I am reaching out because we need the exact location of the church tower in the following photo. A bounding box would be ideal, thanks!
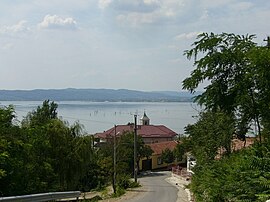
[140,112,150,125]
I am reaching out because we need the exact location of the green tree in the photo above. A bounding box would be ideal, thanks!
[161,148,174,165]
[23,102,97,191]
[22,100,58,127]
[0,102,101,196]
[185,110,235,164]
[98,131,153,191]
[182,32,270,201]
[0,106,35,195]
[116,132,153,175]
[183,33,270,143]
[0,105,16,127]
[173,136,191,161]
[191,142,270,202]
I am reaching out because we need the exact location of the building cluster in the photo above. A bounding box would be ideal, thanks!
[94,112,182,171]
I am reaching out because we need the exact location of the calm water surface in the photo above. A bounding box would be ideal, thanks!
[0,101,201,134]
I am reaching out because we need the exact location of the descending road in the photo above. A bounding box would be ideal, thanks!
[128,171,178,202]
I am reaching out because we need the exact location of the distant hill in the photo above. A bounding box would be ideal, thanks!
[0,88,200,102]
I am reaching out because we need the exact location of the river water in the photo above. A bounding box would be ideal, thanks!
[0,101,201,135]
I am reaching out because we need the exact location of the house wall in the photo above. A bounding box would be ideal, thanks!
[139,155,185,171]
[142,137,174,144]
[187,154,196,174]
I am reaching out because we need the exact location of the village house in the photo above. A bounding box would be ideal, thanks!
[94,112,182,170]
[139,140,183,171]
[186,137,256,174]
[94,112,177,144]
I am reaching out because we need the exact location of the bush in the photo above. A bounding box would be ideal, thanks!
[191,143,270,202]
[88,195,103,201]
[112,187,126,198]
[116,174,130,189]
[129,181,140,188]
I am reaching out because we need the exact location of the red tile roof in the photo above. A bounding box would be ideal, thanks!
[231,137,255,151]
[216,137,256,159]
[95,124,177,139]
[148,141,179,155]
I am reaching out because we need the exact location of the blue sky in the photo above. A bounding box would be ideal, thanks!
[0,0,269,91]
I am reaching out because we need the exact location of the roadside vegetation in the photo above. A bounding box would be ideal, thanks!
[176,33,270,201]
[0,100,149,197]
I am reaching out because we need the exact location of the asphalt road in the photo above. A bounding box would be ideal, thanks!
[128,171,178,202]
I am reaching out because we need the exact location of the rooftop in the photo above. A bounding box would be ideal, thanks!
[95,124,177,139]
[148,140,179,155]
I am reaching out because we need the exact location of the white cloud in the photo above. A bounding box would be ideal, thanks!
[98,0,112,9]
[201,0,235,9]
[113,0,256,27]
[159,0,185,16]
[174,31,203,41]
[1,0,270,91]
[200,9,209,20]
[143,0,159,5]
[115,0,179,26]
[38,15,77,30]
[114,0,193,26]
[231,2,253,11]
[111,0,160,13]
[116,12,158,26]
[0,21,30,35]
[1,43,14,50]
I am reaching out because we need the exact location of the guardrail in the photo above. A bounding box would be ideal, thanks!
[0,191,81,202]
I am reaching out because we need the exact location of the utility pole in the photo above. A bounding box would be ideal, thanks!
[134,115,138,183]
[113,125,116,194]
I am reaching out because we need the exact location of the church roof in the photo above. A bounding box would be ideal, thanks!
[95,124,177,139]
[140,112,150,121]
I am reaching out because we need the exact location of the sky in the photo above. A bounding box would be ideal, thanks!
[0,0,269,92]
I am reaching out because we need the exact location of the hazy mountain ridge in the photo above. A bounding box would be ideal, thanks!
[0,88,199,102]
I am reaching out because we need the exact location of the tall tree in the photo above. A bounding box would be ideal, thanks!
[184,110,235,164]
[161,148,174,165]
[182,33,270,201]
[1,102,101,196]
[22,100,58,127]
[98,131,153,191]
[183,33,270,142]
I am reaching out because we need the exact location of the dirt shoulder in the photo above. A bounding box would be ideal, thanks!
[78,185,146,202]
[76,172,190,202]
[102,172,192,202]
[165,173,192,202]
[99,187,146,202]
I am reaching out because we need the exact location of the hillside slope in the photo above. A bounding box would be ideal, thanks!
[0,88,199,102]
